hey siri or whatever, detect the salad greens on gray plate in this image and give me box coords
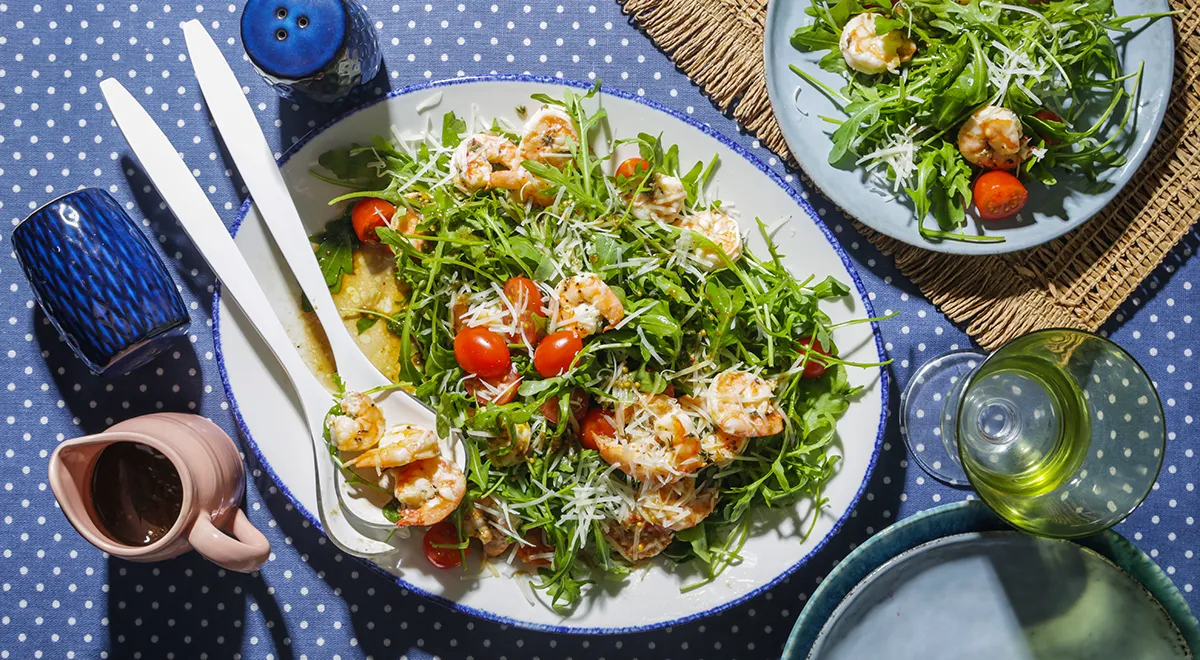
[771,0,1174,249]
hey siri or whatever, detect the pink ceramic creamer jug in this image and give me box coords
[49,412,270,572]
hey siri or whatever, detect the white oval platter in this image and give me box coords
[213,75,888,633]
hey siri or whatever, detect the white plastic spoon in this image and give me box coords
[101,77,400,559]
[180,20,464,531]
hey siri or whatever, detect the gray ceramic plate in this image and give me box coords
[783,501,1200,659]
[763,1,1175,255]
[809,531,1190,660]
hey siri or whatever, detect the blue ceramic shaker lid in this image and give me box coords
[241,0,348,80]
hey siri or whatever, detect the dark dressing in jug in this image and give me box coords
[91,442,183,546]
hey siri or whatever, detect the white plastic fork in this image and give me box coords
[180,21,464,531]
[100,78,400,559]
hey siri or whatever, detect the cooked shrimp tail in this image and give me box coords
[389,457,467,527]
[349,424,440,471]
[553,274,625,336]
[327,391,385,452]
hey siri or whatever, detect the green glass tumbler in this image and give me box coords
[901,329,1166,538]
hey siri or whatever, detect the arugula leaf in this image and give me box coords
[874,16,906,35]
[356,315,379,334]
[629,299,682,339]
[790,23,841,51]
[441,111,467,148]
[381,500,401,523]
[810,275,850,299]
[309,212,359,292]
[315,145,387,188]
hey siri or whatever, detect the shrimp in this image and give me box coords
[463,496,515,557]
[348,424,440,471]
[626,173,686,224]
[595,393,704,485]
[516,530,555,567]
[489,166,557,206]
[675,209,743,270]
[450,133,519,193]
[484,107,579,207]
[839,12,917,75]
[517,106,578,168]
[636,478,719,532]
[701,431,749,467]
[553,274,624,336]
[487,422,532,467]
[602,513,675,562]
[958,106,1030,170]
[705,369,785,438]
[391,192,429,252]
[388,457,467,527]
[326,391,385,452]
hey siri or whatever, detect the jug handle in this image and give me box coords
[188,508,271,573]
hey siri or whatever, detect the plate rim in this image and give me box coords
[783,500,1200,658]
[211,73,890,634]
[762,0,1177,255]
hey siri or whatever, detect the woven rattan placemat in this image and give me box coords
[619,0,1200,350]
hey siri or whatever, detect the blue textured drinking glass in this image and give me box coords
[13,188,190,374]
[241,0,381,103]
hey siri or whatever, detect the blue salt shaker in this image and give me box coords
[12,188,190,375]
[241,0,382,103]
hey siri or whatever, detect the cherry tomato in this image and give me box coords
[615,157,651,180]
[351,198,396,244]
[797,336,831,380]
[502,276,546,344]
[503,276,546,315]
[533,331,583,377]
[973,170,1029,221]
[541,389,590,426]
[516,531,554,567]
[1034,109,1063,124]
[1033,109,1064,145]
[423,521,466,569]
[454,327,512,377]
[579,407,616,451]
[465,366,521,406]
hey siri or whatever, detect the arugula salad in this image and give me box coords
[789,0,1173,242]
[310,86,875,609]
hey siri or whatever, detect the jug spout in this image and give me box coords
[48,434,115,548]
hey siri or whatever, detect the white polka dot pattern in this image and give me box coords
[0,1,1196,657]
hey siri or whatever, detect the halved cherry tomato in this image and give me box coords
[542,389,590,426]
[579,407,616,451]
[454,326,511,377]
[503,276,546,344]
[1033,109,1064,146]
[351,198,396,244]
[973,170,1029,222]
[516,531,554,567]
[533,331,583,378]
[797,336,831,380]
[423,521,466,569]
[615,157,651,180]
[465,366,521,406]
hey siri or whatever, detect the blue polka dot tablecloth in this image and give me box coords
[0,1,1196,658]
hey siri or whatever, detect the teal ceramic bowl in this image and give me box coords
[783,501,1200,659]
[763,1,1175,255]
